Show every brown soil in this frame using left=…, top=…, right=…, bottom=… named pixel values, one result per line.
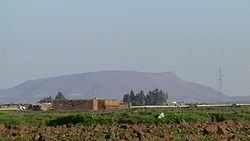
left=0, top=120, right=249, bottom=141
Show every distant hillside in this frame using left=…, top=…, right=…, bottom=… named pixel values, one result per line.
left=228, top=96, right=250, bottom=104
left=0, top=70, right=244, bottom=104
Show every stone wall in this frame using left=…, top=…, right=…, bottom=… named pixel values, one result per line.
left=52, top=98, right=128, bottom=111
left=0, top=104, right=19, bottom=111
left=104, top=99, right=120, bottom=109
left=52, top=99, right=93, bottom=111
left=98, top=100, right=105, bottom=111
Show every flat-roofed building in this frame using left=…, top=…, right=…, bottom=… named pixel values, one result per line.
left=52, top=98, right=129, bottom=111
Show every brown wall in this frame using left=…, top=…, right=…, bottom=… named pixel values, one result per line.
left=104, top=99, right=120, bottom=107
left=52, top=99, right=128, bottom=111
left=98, top=100, right=105, bottom=111
left=92, top=98, right=98, bottom=111
left=53, top=100, right=93, bottom=111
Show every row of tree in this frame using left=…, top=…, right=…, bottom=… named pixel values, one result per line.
left=123, top=89, right=168, bottom=106
left=38, top=92, right=66, bottom=103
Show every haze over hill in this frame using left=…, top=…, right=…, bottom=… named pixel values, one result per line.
left=1, top=1, right=249, bottom=99
left=1, top=70, right=247, bottom=104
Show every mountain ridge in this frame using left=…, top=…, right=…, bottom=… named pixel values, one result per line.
left=0, top=70, right=246, bottom=104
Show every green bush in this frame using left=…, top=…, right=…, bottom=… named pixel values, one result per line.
left=0, top=134, right=6, bottom=141
left=47, top=114, right=91, bottom=126
left=162, top=113, right=208, bottom=123
left=0, top=105, right=250, bottom=127
left=47, top=113, right=114, bottom=126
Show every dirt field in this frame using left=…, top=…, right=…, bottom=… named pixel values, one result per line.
left=0, top=119, right=250, bottom=141
left=0, top=106, right=249, bottom=141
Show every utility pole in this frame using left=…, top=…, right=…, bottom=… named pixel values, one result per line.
left=217, top=68, right=223, bottom=104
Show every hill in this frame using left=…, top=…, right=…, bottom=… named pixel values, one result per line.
left=0, top=71, right=240, bottom=104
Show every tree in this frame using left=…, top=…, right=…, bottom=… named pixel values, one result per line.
left=136, top=91, right=145, bottom=105
left=145, top=90, right=154, bottom=105
left=122, top=89, right=168, bottom=106
left=55, top=92, right=66, bottom=101
left=165, top=91, right=168, bottom=104
left=129, top=90, right=137, bottom=105
left=145, top=89, right=168, bottom=105
left=38, top=96, right=53, bottom=103
left=155, top=90, right=166, bottom=105
left=123, top=93, right=131, bottom=104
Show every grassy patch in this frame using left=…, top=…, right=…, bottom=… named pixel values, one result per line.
left=0, top=133, right=6, bottom=141
left=47, top=111, right=210, bottom=126
left=0, top=105, right=249, bottom=126
left=47, top=113, right=113, bottom=126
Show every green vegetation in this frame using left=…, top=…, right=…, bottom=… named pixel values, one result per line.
left=47, top=113, right=113, bottom=126
left=0, top=134, right=6, bottom=141
left=0, top=105, right=250, bottom=140
left=0, top=105, right=249, bottom=126
left=123, top=89, right=168, bottom=106
left=55, top=91, right=66, bottom=101
left=38, top=96, right=54, bottom=103
left=38, top=91, right=67, bottom=103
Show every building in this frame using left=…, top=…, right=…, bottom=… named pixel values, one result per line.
left=28, top=103, right=52, bottom=111
left=52, top=98, right=129, bottom=111
left=0, top=104, right=19, bottom=111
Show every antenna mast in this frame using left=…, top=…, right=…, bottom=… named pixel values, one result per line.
left=217, top=68, right=223, bottom=104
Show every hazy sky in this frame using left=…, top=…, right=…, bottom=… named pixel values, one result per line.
left=1, top=0, right=249, bottom=96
